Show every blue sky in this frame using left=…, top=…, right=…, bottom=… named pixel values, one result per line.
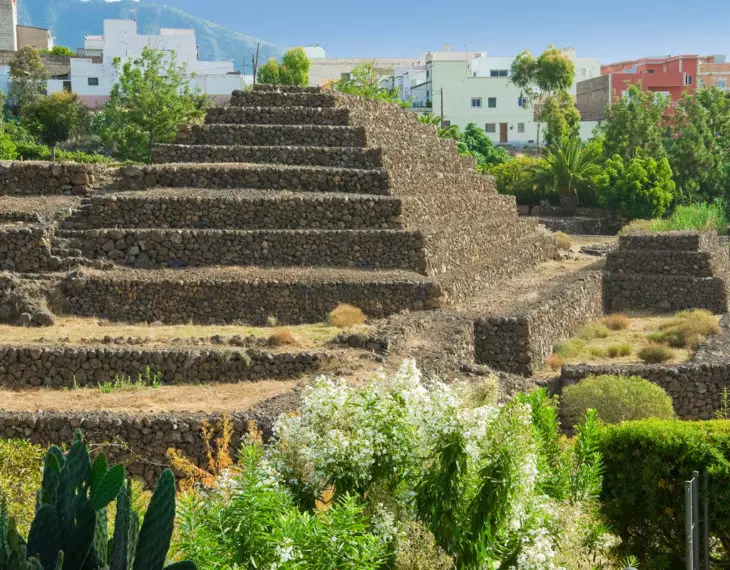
left=143, top=0, right=730, bottom=63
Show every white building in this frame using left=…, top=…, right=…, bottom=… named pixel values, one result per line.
left=46, top=19, right=251, bottom=107
left=388, top=47, right=600, bottom=146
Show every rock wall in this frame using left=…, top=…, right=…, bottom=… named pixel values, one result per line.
left=474, top=271, right=604, bottom=375
left=560, top=363, right=730, bottom=420
left=536, top=216, right=623, bottom=236
left=177, top=124, right=365, bottom=147
left=0, top=162, right=99, bottom=196
left=336, top=93, right=557, bottom=300
left=0, top=343, right=328, bottom=387
left=0, top=224, right=54, bottom=271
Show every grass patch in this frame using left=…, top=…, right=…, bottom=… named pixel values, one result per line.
left=588, top=346, right=607, bottom=358
left=648, top=201, right=728, bottom=234
left=602, top=314, right=630, bottom=331
left=98, top=367, right=162, bottom=393
left=0, top=439, right=44, bottom=535
left=607, top=343, right=632, bottom=358
left=647, top=309, right=720, bottom=349
left=554, top=339, right=586, bottom=359
left=638, top=344, right=675, bottom=363
left=328, top=303, right=367, bottom=328
left=555, top=231, right=572, bottom=250
left=577, top=323, right=610, bottom=341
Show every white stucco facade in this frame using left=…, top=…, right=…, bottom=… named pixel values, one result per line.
left=46, top=19, right=250, bottom=107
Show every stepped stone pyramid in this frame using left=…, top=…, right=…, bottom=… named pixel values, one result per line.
left=604, top=231, right=730, bottom=314
left=5, top=84, right=556, bottom=326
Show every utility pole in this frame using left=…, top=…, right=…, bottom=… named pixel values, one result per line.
left=440, top=87, right=445, bottom=128
left=252, top=41, right=261, bottom=87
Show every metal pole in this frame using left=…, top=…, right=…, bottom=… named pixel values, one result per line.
left=686, top=479, right=694, bottom=570
left=440, top=87, right=444, bottom=126
left=702, top=471, right=710, bottom=570
left=693, top=471, right=700, bottom=570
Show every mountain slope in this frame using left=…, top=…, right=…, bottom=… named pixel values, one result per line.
left=17, top=0, right=281, bottom=67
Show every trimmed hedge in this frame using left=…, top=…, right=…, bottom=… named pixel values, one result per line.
left=599, top=420, right=730, bottom=567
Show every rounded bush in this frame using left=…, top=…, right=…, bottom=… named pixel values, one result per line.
left=561, top=374, right=674, bottom=426
left=638, top=344, right=674, bottom=363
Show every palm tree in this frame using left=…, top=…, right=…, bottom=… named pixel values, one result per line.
left=535, top=136, right=602, bottom=214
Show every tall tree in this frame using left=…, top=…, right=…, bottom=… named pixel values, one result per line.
left=99, top=47, right=207, bottom=163
left=667, top=87, right=730, bottom=203
left=510, top=47, right=575, bottom=148
left=7, top=47, right=48, bottom=115
left=21, top=92, right=86, bottom=161
left=257, top=58, right=280, bottom=84
left=542, top=89, right=581, bottom=147
left=280, top=47, right=311, bottom=86
left=600, top=83, right=668, bottom=162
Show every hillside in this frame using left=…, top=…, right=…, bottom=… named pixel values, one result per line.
left=17, top=0, right=281, bottom=66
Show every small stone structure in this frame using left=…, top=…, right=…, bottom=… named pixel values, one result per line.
left=604, top=231, right=730, bottom=314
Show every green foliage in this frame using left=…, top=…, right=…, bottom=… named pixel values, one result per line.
left=21, top=92, right=87, bottom=161
left=6, top=47, right=48, bottom=114
left=256, top=48, right=311, bottom=86
left=667, top=88, right=730, bottom=203
left=0, top=431, right=194, bottom=570
left=647, top=200, right=728, bottom=234
left=335, top=62, right=402, bottom=104
left=98, top=47, right=207, bottom=163
left=562, top=375, right=675, bottom=427
left=0, top=440, right=44, bottom=536
left=599, top=420, right=730, bottom=566
left=42, top=47, right=75, bottom=57
left=0, top=130, right=17, bottom=160
left=637, top=344, right=675, bottom=364
left=535, top=136, right=601, bottom=205
left=257, top=58, right=280, bottom=84
left=542, top=89, right=581, bottom=148
left=600, top=84, right=668, bottom=162
left=457, top=123, right=511, bottom=170
left=487, top=155, right=546, bottom=207
left=596, top=153, right=676, bottom=219
left=646, top=309, right=720, bottom=349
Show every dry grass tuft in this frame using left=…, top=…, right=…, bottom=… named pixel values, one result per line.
left=328, top=303, right=367, bottom=328
left=555, top=232, right=572, bottom=251
left=618, top=219, right=652, bottom=235
left=577, top=322, right=611, bottom=341
left=638, top=344, right=675, bottom=364
left=546, top=354, right=564, bottom=371
left=648, top=309, right=720, bottom=349
left=268, top=328, right=299, bottom=346
left=607, top=343, right=632, bottom=358
left=602, top=314, right=630, bottom=331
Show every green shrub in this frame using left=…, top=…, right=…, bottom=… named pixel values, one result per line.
left=588, top=346, right=607, bottom=358
left=577, top=322, right=611, bottom=340
left=602, top=314, right=630, bottom=331
left=638, top=344, right=674, bottom=363
left=648, top=201, right=728, bottom=234
left=562, top=375, right=674, bottom=427
left=487, top=155, right=546, bottom=208
left=647, top=309, right=720, bottom=349
left=554, top=338, right=586, bottom=358
left=606, top=343, right=632, bottom=358
left=0, top=129, right=17, bottom=159
left=599, top=420, right=730, bottom=566
left=0, top=439, right=44, bottom=535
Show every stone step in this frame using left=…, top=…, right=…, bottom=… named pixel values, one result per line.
left=58, top=228, right=428, bottom=272
left=115, top=163, right=390, bottom=195
left=63, top=190, right=403, bottom=230
left=206, top=106, right=350, bottom=126
left=178, top=124, right=365, bottom=147
left=150, top=144, right=382, bottom=168
left=606, top=250, right=716, bottom=277
left=253, top=84, right=322, bottom=93
left=60, top=266, right=443, bottom=325
left=229, top=90, right=335, bottom=108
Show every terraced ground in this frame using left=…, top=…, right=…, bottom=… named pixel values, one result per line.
left=0, top=84, right=559, bottom=482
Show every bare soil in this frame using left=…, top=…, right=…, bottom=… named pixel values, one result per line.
left=2, top=380, right=299, bottom=413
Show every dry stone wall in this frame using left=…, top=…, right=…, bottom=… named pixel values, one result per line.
left=60, top=228, right=427, bottom=272
left=0, top=343, right=328, bottom=388
left=474, top=271, right=604, bottom=375
left=0, top=224, right=54, bottom=271
left=560, top=363, right=730, bottom=420
left=0, top=162, right=99, bottom=196
left=177, top=124, right=365, bottom=147
left=205, top=106, right=350, bottom=125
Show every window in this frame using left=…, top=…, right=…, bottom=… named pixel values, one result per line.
left=62, top=81, right=72, bottom=93
left=485, top=123, right=496, bottom=133
left=441, top=120, right=451, bottom=128
left=517, top=122, right=525, bottom=133
left=471, top=97, right=482, bottom=108
left=685, top=74, right=693, bottom=85
left=490, top=69, right=509, bottom=77
left=517, top=96, right=528, bottom=108
left=88, top=77, right=99, bottom=86
left=718, top=79, right=727, bottom=89
left=426, top=70, right=430, bottom=79
left=698, top=78, right=705, bottom=88
left=487, top=97, right=497, bottom=108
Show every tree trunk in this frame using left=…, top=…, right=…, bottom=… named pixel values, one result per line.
left=50, top=145, right=56, bottom=162
left=558, top=187, right=578, bottom=216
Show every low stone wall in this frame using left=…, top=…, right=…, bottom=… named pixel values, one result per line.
left=177, top=124, right=366, bottom=147
left=605, top=250, right=715, bottom=276
left=0, top=162, right=99, bottom=196
left=230, top=90, right=335, bottom=107
left=206, top=106, right=350, bottom=125
left=0, top=343, right=328, bottom=387
left=474, top=271, right=604, bottom=375
left=60, top=270, right=443, bottom=325
left=67, top=193, right=402, bottom=230
left=536, top=216, right=623, bottom=236
left=60, top=229, right=427, bottom=272
left=560, top=363, right=730, bottom=420
left=0, top=224, right=54, bottom=272
left=113, top=164, right=389, bottom=195
left=0, top=410, right=271, bottom=487
left=150, top=144, right=382, bottom=168
left=603, top=274, right=728, bottom=313
left=618, top=232, right=711, bottom=251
